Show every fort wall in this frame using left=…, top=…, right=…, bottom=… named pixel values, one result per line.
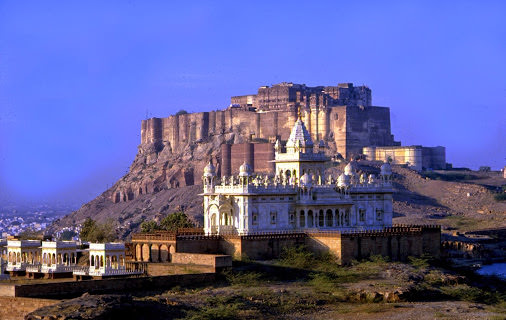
left=141, top=106, right=396, bottom=162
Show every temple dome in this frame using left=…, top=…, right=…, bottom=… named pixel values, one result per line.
left=286, top=118, right=313, bottom=149
left=344, top=160, right=358, bottom=175
left=337, top=173, right=350, bottom=187
left=299, top=172, right=312, bottom=187
left=380, top=162, right=392, bottom=176
left=203, top=161, right=216, bottom=177
left=239, top=162, right=253, bottom=176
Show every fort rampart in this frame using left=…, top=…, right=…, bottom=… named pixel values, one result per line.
left=141, top=104, right=396, bottom=160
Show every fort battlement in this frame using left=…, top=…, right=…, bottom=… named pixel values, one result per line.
left=140, top=82, right=398, bottom=160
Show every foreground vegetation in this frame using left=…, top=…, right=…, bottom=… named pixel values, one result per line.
left=136, top=247, right=506, bottom=319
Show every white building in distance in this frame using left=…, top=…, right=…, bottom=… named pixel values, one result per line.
left=202, top=118, right=394, bottom=235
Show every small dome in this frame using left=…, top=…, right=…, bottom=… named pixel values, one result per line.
left=274, top=139, right=281, bottom=151
left=299, top=172, right=312, bottom=187
left=239, top=162, right=253, bottom=176
left=380, top=162, right=392, bottom=176
left=203, top=161, right=216, bottom=177
left=337, top=173, right=350, bottom=187
left=344, top=160, right=358, bottom=176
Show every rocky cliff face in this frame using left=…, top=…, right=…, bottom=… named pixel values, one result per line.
left=48, top=121, right=258, bottom=238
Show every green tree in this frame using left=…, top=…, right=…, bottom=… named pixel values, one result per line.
left=79, top=218, right=96, bottom=241
left=60, top=230, right=76, bottom=241
left=80, top=218, right=117, bottom=243
left=140, top=220, right=159, bottom=233
left=175, top=109, right=188, bottom=116
left=159, top=211, right=194, bottom=232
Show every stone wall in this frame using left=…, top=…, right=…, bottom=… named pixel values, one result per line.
left=172, top=253, right=232, bottom=271
left=1, top=273, right=216, bottom=298
left=131, top=225, right=440, bottom=264
left=0, top=297, right=59, bottom=320
left=363, top=146, right=446, bottom=171
left=142, top=105, right=396, bottom=164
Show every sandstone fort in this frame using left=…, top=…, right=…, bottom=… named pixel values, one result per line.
left=128, top=82, right=445, bottom=204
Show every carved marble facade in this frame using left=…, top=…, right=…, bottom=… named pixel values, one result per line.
left=202, top=118, right=393, bottom=235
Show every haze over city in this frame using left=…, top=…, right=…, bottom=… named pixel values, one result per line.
left=0, top=0, right=505, bottom=206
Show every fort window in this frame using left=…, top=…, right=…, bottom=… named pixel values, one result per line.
left=307, top=210, right=314, bottom=227
left=280, top=197, right=284, bottom=200
left=318, top=210, right=324, bottom=227
left=252, top=214, right=258, bottom=225
left=299, top=210, right=305, bottom=227
left=326, top=209, right=333, bottom=227
left=334, top=114, right=339, bottom=120
left=289, top=214, right=295, bottom=225
left=289, top=197, right=294, bottom=201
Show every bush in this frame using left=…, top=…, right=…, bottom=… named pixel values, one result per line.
left=79, top=218, right=117, bottom=243
left=160, top=211, right=194, bottom=231
left=494, top=193, right=506, bottom=201
left=440, top=284, right=500, bottom=304
left=277, top=245, right=316, bottom=269
left=139, top=211, right=195, bottom=233
left=140, top=220, right=159, bottom=233
left=175, top=110, right=188, bottom=116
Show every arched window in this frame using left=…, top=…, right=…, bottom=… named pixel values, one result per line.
left=318, top=210, right=324, bottom=227
left=359, top=209, right=366, bottom=222
left=326, top=209, right=333, bottom=227
left=299, top=210, right=305, bottom=227
left=308, top=210, right=314, bottom=228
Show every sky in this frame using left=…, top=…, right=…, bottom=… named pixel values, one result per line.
left=0, top=0, right=505, bottom=206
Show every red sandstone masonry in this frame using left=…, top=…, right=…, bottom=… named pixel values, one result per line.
left=0, top=273, right=216, bottom=298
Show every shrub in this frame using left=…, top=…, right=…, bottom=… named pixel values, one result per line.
left=277, top=245, right=316, bottom=269
left=80, top=218, right=117, bottom=242
left=494, top=193, right=506, bottom=201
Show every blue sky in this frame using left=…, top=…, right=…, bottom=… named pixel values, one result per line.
left=0, top=1, right=505, bottom=205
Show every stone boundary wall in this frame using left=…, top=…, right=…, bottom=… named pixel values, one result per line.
left=171, top=253, right=232, bottom=271
left=0, top=297, right=60, bottom=320
left=0, top=273, right=216, bottom=298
